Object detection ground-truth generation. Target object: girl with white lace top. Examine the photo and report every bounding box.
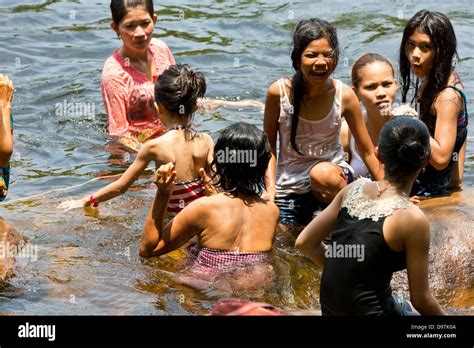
[264,18,383,226]
[296,116,445,316]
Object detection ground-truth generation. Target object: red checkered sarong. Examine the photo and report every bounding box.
[188,244,270,272]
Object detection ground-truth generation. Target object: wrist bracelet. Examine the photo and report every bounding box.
[89,195,98,208]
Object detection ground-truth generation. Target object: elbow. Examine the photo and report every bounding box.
[295,238,304,252]
[139,247,153,259]
[411,293,438,315]
[430,153,451,171]
[0,148,13,167]
[139,244,158,259]
[295,238,310,256]
[430,159,450,171]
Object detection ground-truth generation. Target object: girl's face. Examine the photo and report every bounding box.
[112,7,157,53]
[300,38,336,87]
[354,61,398,116]
[405,29,434,78]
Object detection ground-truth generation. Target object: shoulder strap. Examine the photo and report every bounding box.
[446,85,468,115]
[335,79,343,107]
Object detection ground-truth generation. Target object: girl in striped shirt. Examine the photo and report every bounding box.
[59,64,213,217]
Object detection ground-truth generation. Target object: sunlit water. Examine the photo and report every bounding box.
[0,0,472,315]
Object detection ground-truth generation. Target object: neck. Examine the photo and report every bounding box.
[121,45,148,62]
[382,176,415,197]
[305,78,332,98]
[165,118,190,130]
[366,110,389,138]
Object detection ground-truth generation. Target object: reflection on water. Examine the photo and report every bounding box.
[0,0,472,314]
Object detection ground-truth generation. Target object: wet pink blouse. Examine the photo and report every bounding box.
[101,38,175,139]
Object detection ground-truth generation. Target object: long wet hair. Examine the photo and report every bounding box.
[399,10,459,131]
[211,123,271,198]
[290,18,339,155]
[379,116,431,183]
[155,64,206,119]
[110,0,154,25]
[351,53,395,89]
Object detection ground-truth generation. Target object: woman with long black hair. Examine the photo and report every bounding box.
[399,10,468,199]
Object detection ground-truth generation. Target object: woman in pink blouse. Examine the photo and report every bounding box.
[103,0,265,149]
[103,0,175,146]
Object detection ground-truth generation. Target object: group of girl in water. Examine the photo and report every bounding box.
[1,0,469,316]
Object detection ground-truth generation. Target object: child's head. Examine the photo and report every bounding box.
[400,10,458,122]
[351,53,398,116]
[212,123,271,198]
[291,18,339,80]
[289,18,339,155]
[155,64,207,121]
[379,116,430,183]
[400,10,457,80]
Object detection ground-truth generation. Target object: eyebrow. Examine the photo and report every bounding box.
[122,18,152,25]
[408,38,432,45]
[304,49,333,54]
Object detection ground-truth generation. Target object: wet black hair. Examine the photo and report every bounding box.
[211,123,271,198]
[399,10,459,131]
[110,0,154,25]
[155,64,206,119]
[290,18,339,155]
[379,116,431,182]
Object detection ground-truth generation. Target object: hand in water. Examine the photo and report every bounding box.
[57,197,88,211]
[199,98,265,112]
[153,163,176,194]
[0,75,14,106]
[410,195,428,205]
[199,168,217,196]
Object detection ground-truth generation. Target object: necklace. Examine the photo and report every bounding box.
[375,181,409,198]
[168,125,188,131]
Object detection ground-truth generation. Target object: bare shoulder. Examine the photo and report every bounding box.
[182,195,218,218]
[392,205,429,235]
[199,132,214,146]
[435,86,463,109]
[267,80,281,98]
[341,82,357,104]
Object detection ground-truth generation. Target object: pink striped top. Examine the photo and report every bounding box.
[101,38,175,138]
[166,178,205,217]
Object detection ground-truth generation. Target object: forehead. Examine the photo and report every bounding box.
[408,29,431,43]
[121,7,152,23]
[359,61,394,82]
[304,38,332,51]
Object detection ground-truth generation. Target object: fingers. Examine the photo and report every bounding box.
[199,168,210,182]
[153,162,176,187]
[199,167,217,196]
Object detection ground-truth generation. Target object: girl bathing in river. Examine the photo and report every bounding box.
[263,18,383,227]
[296,116,446,316]
[140,123,279,278]
[340,53,399,179]
[400,10,468,199]
[59,64,213,216]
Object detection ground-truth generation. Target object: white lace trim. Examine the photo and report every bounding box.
[342,178,412,222]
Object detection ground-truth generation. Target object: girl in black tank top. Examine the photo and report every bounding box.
[296,116,446,316]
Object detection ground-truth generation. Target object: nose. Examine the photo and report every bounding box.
[314,56,327,67]
[411,47,421,61]
[134,26,146,38]
[375,86,386,98]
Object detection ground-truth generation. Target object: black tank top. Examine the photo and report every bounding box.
[320,179,410,316]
